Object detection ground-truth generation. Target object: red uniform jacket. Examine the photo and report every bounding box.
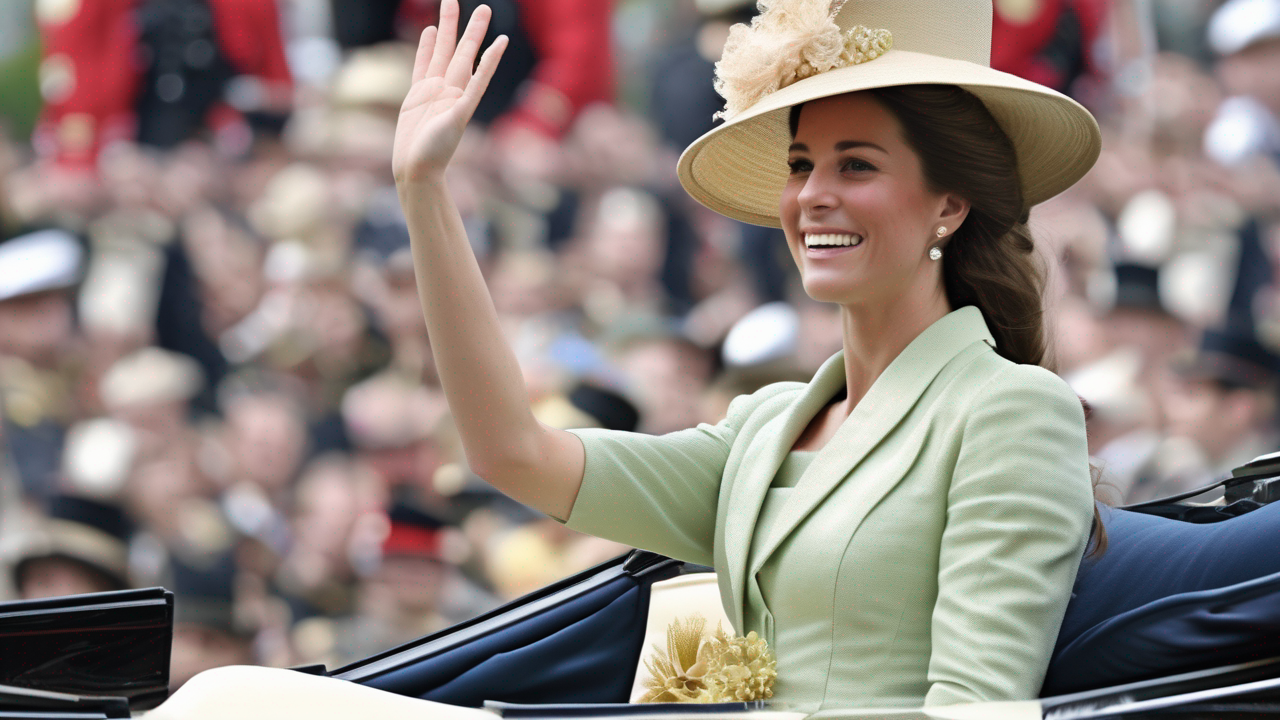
[990,0,1108,92]
[35,0,292,168]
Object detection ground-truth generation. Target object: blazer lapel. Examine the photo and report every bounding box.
[741,307,996,585]
[721,351,848,632]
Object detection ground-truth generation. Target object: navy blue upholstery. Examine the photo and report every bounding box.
[342,503,1280,705]
[354,568,651,707]
[1043,501,1280,695]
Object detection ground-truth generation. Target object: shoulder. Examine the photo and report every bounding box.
[956,352,1085,427]
[720,379,806,427]
[947,358,1093,510]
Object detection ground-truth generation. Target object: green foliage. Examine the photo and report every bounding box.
[0,40,44,142]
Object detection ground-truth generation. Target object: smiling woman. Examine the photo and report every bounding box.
[168,0,1106,715]
[782,83,1109,548]
[561,0,1107,709]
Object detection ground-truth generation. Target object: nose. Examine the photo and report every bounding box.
[796,166,839,215]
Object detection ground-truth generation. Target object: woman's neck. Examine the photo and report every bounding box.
[839,287,952,409]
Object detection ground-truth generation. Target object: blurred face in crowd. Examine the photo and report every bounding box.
[1108,307,1191,376]
[170,623,254,690]
[224,394,308,493]
[376,555,448,614]
[370,264,429,342]
[1162,376,1272,463]
[127,455,208,544]
[289,458,383,582]
[781,93,962,311]
[618,338,711,434]
[0,290,74,365]
[1218,38,1280,113]
[114,399,191,461]
[182,208,265,336]
[17,558,118,600]
[585,192,667,295]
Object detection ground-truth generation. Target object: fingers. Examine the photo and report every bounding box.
[425,0,460,79]
[411,26,438,85]
[460,35,508,115]
[444,3,493,89]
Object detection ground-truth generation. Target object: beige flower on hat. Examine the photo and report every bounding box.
[713,0,892,121]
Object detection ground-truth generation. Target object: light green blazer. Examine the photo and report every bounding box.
[563,306,1094,711]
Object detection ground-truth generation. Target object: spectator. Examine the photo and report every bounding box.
[1128,324,1280,503]
[10,493,134,599]
[0,229,85,501]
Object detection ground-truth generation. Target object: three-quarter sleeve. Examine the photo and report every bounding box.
[561,384,790,567]
[924,364,1095,706]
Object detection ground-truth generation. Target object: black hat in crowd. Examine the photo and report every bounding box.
[170,551,254,638]
[382,501,452,563]
[567,382,640,433]
[1174,324,1280,391]
[1111,263,1166,315]
[12,494,134,592]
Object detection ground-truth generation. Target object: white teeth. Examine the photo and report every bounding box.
[805,233,863,248]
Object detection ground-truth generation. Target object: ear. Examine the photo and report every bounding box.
[936,193,970,241]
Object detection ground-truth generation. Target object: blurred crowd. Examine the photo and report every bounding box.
[0,0,1278,691]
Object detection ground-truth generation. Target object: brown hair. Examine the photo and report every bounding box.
[789,85,1108,557]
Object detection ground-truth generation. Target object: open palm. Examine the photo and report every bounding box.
[392,0,508,185]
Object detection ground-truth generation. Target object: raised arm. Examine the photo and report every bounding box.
[392,0,584,521]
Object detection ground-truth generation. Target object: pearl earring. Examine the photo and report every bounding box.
[929,227,946,260]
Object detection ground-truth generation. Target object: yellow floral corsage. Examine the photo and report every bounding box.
[637,615,778,704]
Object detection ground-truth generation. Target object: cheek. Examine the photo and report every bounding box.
[779,183,802,228]
[779,185,805,261]
[864,185,931,257]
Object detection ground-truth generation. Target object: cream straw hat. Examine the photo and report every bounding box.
[677,0,1102,227]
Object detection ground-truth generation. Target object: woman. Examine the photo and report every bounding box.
[391,0,1101,711]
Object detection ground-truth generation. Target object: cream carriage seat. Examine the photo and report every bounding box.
[628,571,732,703]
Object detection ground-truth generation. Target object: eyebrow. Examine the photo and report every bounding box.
[788,141,888,154]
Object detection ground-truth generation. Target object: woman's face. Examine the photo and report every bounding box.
[781,92,964,308]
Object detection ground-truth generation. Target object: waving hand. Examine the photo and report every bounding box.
[393,0,508,185]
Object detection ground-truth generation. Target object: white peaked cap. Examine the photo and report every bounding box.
[723,301,800,367]
[1209,0,1280,55]
[1204,95,1280,166]
[0,229,83,302]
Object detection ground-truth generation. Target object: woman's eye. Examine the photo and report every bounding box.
[787,159,812,174]
[843,158,876,172]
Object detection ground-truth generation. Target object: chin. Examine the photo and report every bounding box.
[800,279,859,305]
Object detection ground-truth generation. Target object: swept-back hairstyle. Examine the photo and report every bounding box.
[790,85,1107,556]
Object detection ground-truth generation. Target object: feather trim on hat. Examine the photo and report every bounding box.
[713,0,892,121]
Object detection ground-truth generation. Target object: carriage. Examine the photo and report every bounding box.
[5,451,1280,719]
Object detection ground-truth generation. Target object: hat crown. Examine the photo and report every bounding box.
[835,0,992,67]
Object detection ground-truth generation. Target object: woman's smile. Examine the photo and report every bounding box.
[804,232,865,259]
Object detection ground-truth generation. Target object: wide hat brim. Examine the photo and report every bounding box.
[677,49,1102,228]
